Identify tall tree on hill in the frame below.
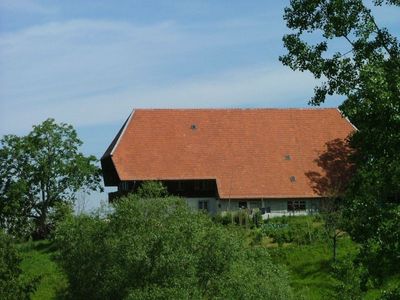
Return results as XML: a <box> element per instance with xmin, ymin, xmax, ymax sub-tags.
<box><xmin>0</xmin><ymin>119</ymin><xmax>102</xmax><ymax>239</ymax></box>
<box><xmin>280</xmin><ymin>0</ymin><xmax>400</xmax><ymax>279</ymax></box>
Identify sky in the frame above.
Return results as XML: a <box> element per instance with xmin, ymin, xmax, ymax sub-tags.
<box><xmin>0</xmin><ymin>0</ymin><xmax>399</xmax><ymax>209</ymax></box>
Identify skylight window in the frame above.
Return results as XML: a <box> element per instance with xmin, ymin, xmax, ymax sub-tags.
<box><xmin>284</xmin><ymin>155</ymin><xmax>291</xmax><ymax>160</ymax></box>
<box><xmin>290</xmin><ymin>176</ymin><xmax>296</xmax><ymax>182</ymax></box>
<box><xmin>191</xmin><ymin>124</ymin><xmax>197</xmax><ymax>130</ymax></box>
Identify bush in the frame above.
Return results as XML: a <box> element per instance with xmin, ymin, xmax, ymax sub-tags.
<box><xmin>380</xmin><ymin>286</ymin><xmax>400</xmax><ymax>300</ymax></box>
<box><xmin>331</xmin><ymin>256</ymin><xmax>365</xmax><ymax>300</ymax></box>
<box><xmin>214</xmin><ymin>210</ymin><xmax>257</xmax><ymax>228</ymax></box>
<box><xmin>55</xmin><ymin>195</ymin><xmax>294</xmax><ymax>299</ymax></box>
<box><xmin>0</xmin><ymin>230</ymin><xmax>38</xmax><ymax>299</ymax></box>
<box><xmin>261</xmin><ymin>216</ymin><xmax>326</xmax><ymax>246</ymax></box>
<box><xmin>136</xmin><ymin>181</ymin><xmax>168</xmax><ymax>198</ymax></box>
<box><xmin>48</xmin><ymin>201</ymin><xmax>73</xmax><ymax>238</ymax></box>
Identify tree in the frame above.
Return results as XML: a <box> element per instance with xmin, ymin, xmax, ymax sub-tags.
<box><xmin>136</xmin><ymin>181</ymin><xmax>168</xmax><ymax>198</ymax></box>
<box><xmin>0</xmin><ymin>118</ymin><xmax>102</xmax><ymax>239</ymax></box>
<box><xmin>306</xmin><ymin>138</ymin><xmax>355</xmax><ymax>261</ymax></box>
<box><xmin>281</xmin><ymin>0</ymin><xmax>400</xmax><ymax>278</ymax></box>
<box><xmin>55</xmin><ymin>195</ymin><xmax>294</xmax><ymax>300</ymax></box>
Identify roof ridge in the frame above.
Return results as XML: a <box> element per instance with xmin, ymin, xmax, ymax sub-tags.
<box><xmin>132</xmin><ymin>107</ymin><xmax>339</xmax><ymax>111</ymax></box>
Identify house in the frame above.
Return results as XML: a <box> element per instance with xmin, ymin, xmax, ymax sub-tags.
<box><xmin>101</xmin><ymin>108</ymin><xmax>355</xmax><ymax>217</ymax></box>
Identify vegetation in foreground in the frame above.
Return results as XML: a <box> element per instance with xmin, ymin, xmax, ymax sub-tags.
<box><xmin>281</xmin><ymin>0</ymin><xmax>400</xmax><ymax>284</ymax></box>
<box><xmin>5</xmin><ymin>210</ymin><xmax>397</xmax><ymax>300</ymax></box>
<box><xmin>53</xmin><ymin>195</ymin><xmax>293</xmax><ymax>300</ymax></box>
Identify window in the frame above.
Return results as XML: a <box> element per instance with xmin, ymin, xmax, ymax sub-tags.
<box><xmin>238</xmin><ymin>201</ymin><xmax>247</xmax><ymax>209</ymax></box>
<box><xmin>287</xmin><ymin>200</ymin><xmax>306</xmax><ymax>211</ymax></box>
<box><xmin>250</xmin><ymin>201</ymin><xmax>261</xmax><ymax>209</ymax></box>
<box><xmin>198</xmin><ymin>200</ymin><xmax>208</xmax><ymax>211</ymax></box>
<box><xmin>119</xmin><ymin>181</ymin><xmax>130</xmax><ymax>191</ymax></box>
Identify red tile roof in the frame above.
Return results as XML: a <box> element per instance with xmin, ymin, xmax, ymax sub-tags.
<box><xmin>102</xmin><ymin>108</ymin><xmax>355</xmax><ymax>199</ymax></box>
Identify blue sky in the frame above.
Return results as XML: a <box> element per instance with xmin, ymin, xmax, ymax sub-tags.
<box><xmin>0</xmin><ymin>0</ymin><xmax>398</xmax><ymax>208</ymax></box>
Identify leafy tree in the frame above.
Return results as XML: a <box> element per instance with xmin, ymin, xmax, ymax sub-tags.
<box><xmin>136</xmin><ymin>181</ymin><xmax>168</xmax><ymax>198</ymax></box>
<box><xmin>0</xmin><ymin>230</ymin><xmax>38</xmax><ymax>299</ymax></box>
<box><xmin>55</xmin><ymin>195</ymin><xmax>293</xmax><ymax>300</ymax></box>
<box><xmin>331</xmin><ymin>255</ymin><xmax>365</xmax><ymax>300</ymax></box>
<box><xmin>281</xmin><ymin>0</ymin><xmax>400</xmax><ymax>278</ymax></box>
<box><xmin>306</xmin><ymin>138</ymin><xmax>355</xmax><ymax>261</ymax></box>
<box><xmin>0</xmin><ymin>118</ymin><xmax>102</xmax><ymax>239</ymax></box>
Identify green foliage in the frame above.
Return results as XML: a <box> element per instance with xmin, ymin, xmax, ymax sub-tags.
<box><xmin>55</xmin><ymin>195</ymin><xmax>293</xmax><ymax>299</ymax></box>
<box><xmin>281</xmin><ymin>0</ymin><xmax>400</xmax><ymax>279</ymax></box>
<box><xmin>270</xmin><ymin>235</ymin><xmax>359</xmax><ymax>299</ymax></box>
<box><xmin>379</xmin><ymin>285</ymin><xmax>400</xmax><ymax>300</ymax></box>
<box><xmin>0</xmin><ymin>118</ymin><xmax>102</xmax><ymax>239</ymax></box>
<box><xmin>48</xmin><ymin>202</ymin><xmax>73</xmax><ymax>238</ymax></box>
<box><xmin>331</xmin><ymin>256</ymin><xmax>365</xmax><ymax>300</ymax></box>
<box><xmin>262</xmin><ymin>216</ymin><xmax>326</xmax><ymax>246</ymax></box>
<box><xmin>343</xmin><ymin>174</ymin><xmax>400</xmax><ymax>279</ymax></box>
<box><xmin>213</xmin><ymin>210</ymin><xmax>260</xmax><ymax>228</ymax></box>
<box><xmin>0</xmin><ymin>230</ymin><xmax>38</xmax><ymax>299</ymax></box>
<box><xmin>212</xmin><ymin>212</ymin><xmax>233</xmax><ymax>225</ymax></box>
<box><xmin>136</xmin><ymin>181</ymin><xmax>168</xmax><ymax>198</ymax></box>
<box><xmin>252</xmin><ymin>209</ymin><xmax>263</xmax><ymax>227</ymax></box>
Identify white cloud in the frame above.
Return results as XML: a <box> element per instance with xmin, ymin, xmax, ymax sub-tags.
<box><xmin>0</xmin><ymin>18</ymin><xmax>322</xmax><ymax>135</ymax></box>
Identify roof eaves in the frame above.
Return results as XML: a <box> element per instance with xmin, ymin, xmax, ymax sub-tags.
<box><xmin>219</xmin><ymin>195</ymin><xmax>322</xmax><ymax>199</ymax></box>
<box><xmin>110</xmin><ymin>109</ymin><xmax>135</xmax><ymax>156</ymax></box>
<box><xmin>336</xmin><ymin>108</ymin><xmax>358</xmax><ymax>131</ymax></box>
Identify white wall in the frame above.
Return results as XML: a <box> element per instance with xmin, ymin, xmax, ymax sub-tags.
<box><xmin>186</xmin><ymin>197</ymin><xmax>218</xmax><ymax>215</ymax></box>
<box><xmin>185</xmin><ymin>198</ymin><xmax>321</xmax><ymax>218</ymax></box>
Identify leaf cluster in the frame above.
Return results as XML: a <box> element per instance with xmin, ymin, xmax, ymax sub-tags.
<box><xmin>54</xmin><ymin>195</ymin><xmax>294</xmax><ymax>299</ymax></box>
<box><xmin>281</xmin><ymin>0</ymin><xmax>400</xmax><ymax>280</ymax></box>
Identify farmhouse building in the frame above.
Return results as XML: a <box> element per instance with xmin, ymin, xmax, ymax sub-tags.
<box><xmin>101</xmin><ymin>108</ymin><xmax>355</xmax><ymax>217</ymax></box>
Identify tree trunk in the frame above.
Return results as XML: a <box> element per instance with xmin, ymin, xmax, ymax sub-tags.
<box><xmin>33</xmin><ymin>209</ymin><xmax>49</xmax><ymax>240</ymax></box>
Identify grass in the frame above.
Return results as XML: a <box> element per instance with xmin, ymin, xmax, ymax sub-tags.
<box><xmin>17</xmin><ymin>240</ymin><xmax>68</xmax><ymax>300</ymax></box>
<box><xmin>258</xmin><ymin>215</ymin><xmax>399</xmax><ymax>300</ymax></box>
<box><xmin>269</xmin><ymin>236</ymin><xmax>357</xmax><ymax>299</ymax></box>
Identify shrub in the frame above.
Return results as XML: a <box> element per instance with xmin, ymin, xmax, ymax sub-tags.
<box><xmin>252</xmin><ymin>210</ymin><xmax>263</xmax><ymax>227</ymax></box>
<box><xmin>136</xmin><ymin>181</ymin><xmax>168</xmax><ymax>198</ymax></box>
<box><xmin>380</xmin><ymin>286</ymin><xmax>400</xmax><ymax>300</ymax></box>
<box><xmin>48</xmin><ymin>201</ymin><xmax>73</xmax><ymax>237</ymax></box>
<box><xmin>213</xmin><ymin>210</ymin><xmax>257</xmax><ymax>228</ymax></box>
<box><xmin>212</xmin><ymin>212</ymin><xmax>233</xmax><ymax>225</ymax></box>
<box><xmin>0</xmin><ymin>230</ymin><xmax>38</xmax><ymax>299</ymax></box>
<box><xmin>331</xmin><ymin>256</ymin><xmax>365</xmax><ymax>300</ymax></box>
<box><xmin>261</xmin><ymin>216</ymin><xmax>326</xmax><ymax>245</ymax></box>
<box><xmin>55</xmin><ymin>195</ymin><xmax>294</xmax><ymax>299</ymax></box>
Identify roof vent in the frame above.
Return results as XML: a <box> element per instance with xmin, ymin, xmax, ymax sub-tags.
<box><xmin>290</xmin><ymin>176</ymin><xmax>296</xmax><ymax>182</ymax></box>
<box><xmin>284</xmin><ymin>155</ymin><xmax>291</xmax><ymax>160</ymax></box>
<box><xmin>191</xmin><ymin>124</ymin><xmax>197</xmax><ymax>130</ymax></box>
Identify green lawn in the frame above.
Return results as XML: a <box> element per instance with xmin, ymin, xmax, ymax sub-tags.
<box><xmin>269</xmin><ymin>236</ymin><xmax>357</xmax><ymax>299</ymax></box>
<box><xmin>262</xmin><ymin>216</ymin><xmax>399</xmax><ymax>300</ymax></box>
<box><xmin>18</xmin><ymin>240</ymin><xmax>68</xmax><ymax>300</ymax></box>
